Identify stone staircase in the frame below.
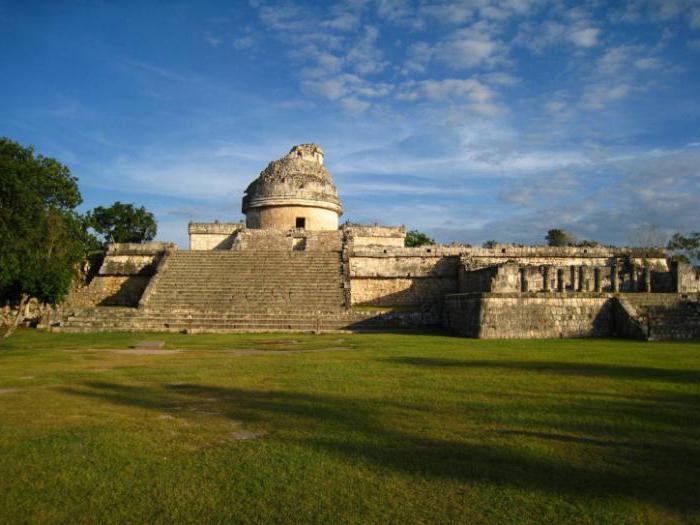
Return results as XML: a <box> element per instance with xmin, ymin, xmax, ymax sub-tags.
<box><xmin>51</xmin><ymin>250</ymin><xmax>427</xmax><ymax>333</ymax></box>
<box><xmin>616</xmin><ymin>294</ymin><xmax>700</xmax><ymax>340</ymax></box>
<box><xmin>47</xmin><ymin>307</ymin><xmax>418</xmax><ymax>333</ymax></box>
<box><xmin>142</xmin><ymin>250</ymin><xmax>347</xmax><ymax>313</ymax></box>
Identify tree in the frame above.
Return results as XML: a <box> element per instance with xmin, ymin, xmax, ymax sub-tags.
<box><xmin>0</xmin><ymin>138</ymin><xmax>87</xmax><ymax>336</ymax></box>
<box><xmin>482</xmin><ymin>240</ymin><xmax>497</xmax><ymax>249</ymax></box>
<box><xmin>667</xmin><ymin>231</ymin><xmax>700</xmax><ymax>268</ymax></box>
<box><xmin>85</xmin><ymin>201</ymin><xmax>157</xmax><ymax>245</ymax></box>
<box><xmin>577</xmin><ymin>239</ymin><xmax>599</xmax><ymax>247</ymax></box>
<box><xmin>405</xmin><ymin>230</ymin><xmax>435</xmax><ymax>247</ymax></box>
<box><xmin>545</xmin><ymin>228</ymin><xmax>576</xmax><ymax>247</ymax></box>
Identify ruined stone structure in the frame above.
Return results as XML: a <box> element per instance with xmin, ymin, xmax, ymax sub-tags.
<box><xmin>241</xmin><ymin>144</ymin><xmax>342</xmax><ymax>231</ymax></box>
<box><xmin>49</xmin><ymin>144</ymin><xmax>700</xmax><ymax>340</ymax></box>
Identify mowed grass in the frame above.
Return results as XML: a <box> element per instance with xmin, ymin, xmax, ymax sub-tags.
<box><xmin>0</xmin><ymin>330</ymin><xmax>699</xmax><ymax>525</ymax></box>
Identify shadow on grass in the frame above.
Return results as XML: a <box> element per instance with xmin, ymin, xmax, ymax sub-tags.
<box><xmin>387</xmin><ymin>357</ymin><xmax>700</xmax><ymax>384</ymax></box>
<box><xmin>58</xmin><ymin>380</ymin><xmax>700</xmax><ymax>513</ymax></box>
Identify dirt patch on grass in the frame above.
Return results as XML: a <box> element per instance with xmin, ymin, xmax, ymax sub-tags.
<box><xmin>230</xmin><ymin>430</ymin><xmax>265</xmax><ymax>440</ymax></box>
<box><xmin>260</xmin><ymin>339</ymin><xmax>300</xmax><ymax>345</ymax></box>
<box><xmin>107</xmin><ymin>349</ymin><xmax>183</xmax><ymax>355</ymax></box>
<box><xmin>0</xmin><ymin>388</ymin><xmax>19</xmax><ymax>394</ymax></box>
<box><xmin>225</xmin><ymin>347</ymin><xmax>351</xmax><ymax>356</ymax></box>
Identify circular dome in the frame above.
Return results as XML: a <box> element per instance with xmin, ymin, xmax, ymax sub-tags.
<box><xmin>242</xmin><ymin>144</ymin><xmax>343</xmax><ymax>230</ymax></box>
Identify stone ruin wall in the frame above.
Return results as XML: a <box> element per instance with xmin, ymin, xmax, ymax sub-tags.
<box><xmin>342</xmin><ymin>224</ymin><xmax>406</xmax><ymax>248</ymax></box>
<box><xmin>346</xmin><ymin>244</ymin><xmax>670</xmax><ymax>308</ymax></box>
<box><xmin>348</xmin><ymin>246</ymin><xmax>461</xmax><ymax>307</ymax></box>
<box><xmin>245</xmin><ymin>205</ymin><xmax>339</xmax><ymax>231</ymax></box>
<box><xmin>444</xmin><ymin>293</ymin><xmax>614</xmax><ymax>339</ymax></box>
<box><xmin>61</xmin><ymin>243</ymin><xmax>174</xmax><ymax>308</ymax></box>
<box><xmin>675</xmin><ymin>261</ymin><xmax>700</xmax><ymax>293</ymax></box>
<box><xmin>189</xmin><ymin>222</ymin><xmax>243</xmax><ymax>250</ymax></box>
<box><xmin>232</xmin><ymin>229</ymin><xmax>343</xmax><ymax>251</ymax></box>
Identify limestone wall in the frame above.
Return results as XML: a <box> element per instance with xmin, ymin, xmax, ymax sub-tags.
<box><xmin>232</xmin><ymin>229</ymin><xmax>342</xmax><ymax>251</ymax></box>
<box><xmin>188</xmin><ymin>222</ymin><xmax>243</xmax><ymax>250</ymax></box>
<box><xmin>61</xmin><ymin>243</ymin><xmax>171</xmax><ymax>308</ymax></box>
<box><xmin>348</xmin><ymin>251</ymin><xmax>459</xmax><ymax>306</ymax></box>
<box><xmin>245</xmin><ymin>205</ymin><xmax>339</xmax><ymax>231</ymax></box>
<box><xmin>444</xmin><ymin>292</ymin><xmax>613</xmax><ymax>339</ymax></box>
<box><xmin>674</xmin><ymin>261</ymin><xmax>700</xmax><ymax>293</ymax></box>
<box><xmin>342</xmin><ymin>224</ymin><xmax>406</xmax><ymax>248</ymax></box>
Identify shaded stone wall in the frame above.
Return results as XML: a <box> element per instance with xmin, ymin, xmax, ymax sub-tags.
<box><xmin>61</xmin><ymin>243</ymin><xmax>172</xmax><ymax>308</ymax></box>
<box><xmin>348</xmin><ymin>249</ymin><xmax>459</xmax><ymax>306</ymax></box>
<box><xmin>444</xmin><ymin>293</ymin><xmax>613</xmax><ymax>339</ymax></box>
<box><xmin>674</xmin><ymin>261</ymin><xmax>700</xmax><ymax>293</ymax></box>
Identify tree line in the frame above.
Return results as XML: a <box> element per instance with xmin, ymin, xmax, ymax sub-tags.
<box><xmin>1</xmin><ymin>138</ymin><xmax>157</xmax><ymax>335</ymax></box>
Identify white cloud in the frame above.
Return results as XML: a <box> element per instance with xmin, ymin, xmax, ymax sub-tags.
<box><xmin>634</xmin><ymin>57</ymin><xmax>662</xmax><ymax>70</ymax></box>
<box><xmin>481</xmin><ymin>72</ymin><xmax>519</xmax><ymax>86</ymax></box>
<box><xmin>232</xmin><ymin>36</ymin><xmax>254</xmax><ymax>50</ymax></box>
<box><xmin>582</xmin><ymin>83</ymin><xmax>630</xmax><ymax>109</ymax></box>
<box><xmin>568</xmin><ymin>27</ymin><xmax>600</xmax><ymax>47</ymax></box>
<box><xmin>346</xmin><ymin>26</ymin><xmax>387</xmax><ymax>75</ymax></box>
<box><xmin>437</xmin><ymin>25</ymin><xmax>503</xmax><ymax>69</ymax></box>
<box><xmin>341</xmin><ymin>97</ymin><xmax>371</xmax><ymax>114</ymax></box>
<box><xmin>397</xmin><ymin>78</ymin><xmax>495</xmax><ymax>102</ymax></box>
<box><xmin>204</xmin><ymin>32</ymin><xmax>222</xmax><ymax>47</ymax></box>
<box><xmin>404</xmin><ymin>41</ymin><xmax>433</xmax><ymax>73</ymax></box>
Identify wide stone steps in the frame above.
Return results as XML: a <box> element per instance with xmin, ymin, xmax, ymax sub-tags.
<box><xmin>142</xmin><ymin>250</ymin><xmax>346</xmax><ymax>314</ymax></box>
<box><xmin>50</xmin><ymin>308</ymin><xmax>402</xmax><ymax>333</ymax></box>
<box><xmin>619</xmin><ymin>294</ymin><xmax>700</xmax><ymax>340</ymax></box>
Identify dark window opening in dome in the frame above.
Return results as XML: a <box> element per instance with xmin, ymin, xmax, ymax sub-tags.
<box><xmin>296</xmin><ymin>217</ymin><xmax>306</xmax><ymax>229</ymax></box>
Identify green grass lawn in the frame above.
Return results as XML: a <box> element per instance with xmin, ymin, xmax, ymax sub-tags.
<box><xmin>0</xmin><ymin>330</ymin><xmax>699</xmax><ymax>524</ymax></box>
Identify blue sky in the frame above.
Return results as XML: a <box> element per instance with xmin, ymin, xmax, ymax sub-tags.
<box><xmin>1</xmin><ymin>0</ymin><xmax>699</xmax><ymax>247</ymax></box>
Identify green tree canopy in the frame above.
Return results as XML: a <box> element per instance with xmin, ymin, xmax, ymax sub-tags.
<box><xmin>85</xmin><ymin>201</ymin><xmax>157</xmax><ymax>245</ymax></box>
<box><xmin>545</xmin><ymin>229</ymin><xmax>576</xmax><ymax>247</ymax></box>
<box><xmin>0</xmin><ymin>137</ymin><xmax>87</xmax><ymax>311</ymax></box>
<box><xmin>405</xmin><ymin>230</ymin><xmax>435</xmax><ymax>247</ymax></box>
<box><xmin>482</xmin><ymin>240</ymin><xmax>497</xmax><ymax>249</ymax></box>
<box><xmin>667</xmin><ymin>231</ymin><xmax>700</xmax><ymax>267</ymax></box>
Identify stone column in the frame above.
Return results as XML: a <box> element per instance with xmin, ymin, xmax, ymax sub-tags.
<box><xmin>570</xmin><ymin>266</ymin><xmax>578</xmax><ymax>291</ymax></box>
<box><xmin>578</xmin><ymin>266</ymin><xmax>587</xmax><ymax>292</ymax></box>
<box><xmin>557</xmin><ymin>269</ymin><xmax>565</xmax><ymax>292</ymax></box>
<box><xmin>543</xmin><ymin>266</ymin><xmax>551</xmax><ymax>292</ymax></box>
<box><xmin>629</xmin><ymin>266</ymin><xmax>637</xmax><ymax>292</ymax></box>
<box><xmin>643</xmin><ymin>267</ymin><xmax>651</xmax><ymax>292</ymax></box>
<box><xmin>594</xmin><ymin>268</ymin><xmax>602</xmax><ymax>292</ymax></box>
<box><xmin>611</xmin><ymin>265</ymin><xmax>619</xmax><ymax>292</ymax></box>
<box><xmin>520</xmin><ymin>268</ymin><xmax>528</xmax><ymax>292</ymax></box>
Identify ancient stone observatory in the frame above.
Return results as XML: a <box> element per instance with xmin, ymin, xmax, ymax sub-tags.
<box><xmin>241</xmin><ymin>144</ymin><xmax>342</xmax><ymax>231</ymax></box>
<box><xmin>50</xmin><ymin>142</ymin><xmax>700</xmax><ymax>340</ymax></box>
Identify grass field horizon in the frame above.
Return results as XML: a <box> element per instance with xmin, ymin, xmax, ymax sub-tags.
<box><xmin>1</xmin><ymin>330</ymin><xmax>698</xmax><ymax>524</ymax></box>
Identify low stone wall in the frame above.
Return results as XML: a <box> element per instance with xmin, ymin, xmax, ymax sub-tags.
<box><xmin>61</xmin><ymin>243</ymin><xmax>171</xmax><ymax>308</ymax></box>
<box><xmin>675</xmin><ymin>261</ymin><xmax>700</xmax><ymax>293</ymax></box>
<box><xmin>348</xmin><ymin>251</ymin><xmax>459</xmax><ymax>306</ymax></box>
<box><xmin>342</xmin><ymin>223</ymin><xmax>406</xmax><ymax>248</ymax></box>
<box><xmin>232</xmin><ymin>229</ymin><xmax>342</xmax><ymax>251</ymax></box>
<box><xmin>351</xmin><ymin>277</ymin><xmax>458</xmax><ymax>306</ymax></box>
<box><xmin>188</xmin><ymin>222</ymin><xmax>243</xmax><ymax>250</ymax></box>
<box><xmin>1</xmin><ymin>298</ymin><xmax>51</xmax><ymax>329</ymax></box>
<box><xmin>444</xmin><ymin>292</ymin><xmax>613</xmax><ymax>339</ymax></box>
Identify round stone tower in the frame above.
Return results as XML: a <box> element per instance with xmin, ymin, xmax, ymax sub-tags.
<box><xmin>242</xmin><ymin>144</ymin><xmax>343</xmax><ymax>230</ymax></box>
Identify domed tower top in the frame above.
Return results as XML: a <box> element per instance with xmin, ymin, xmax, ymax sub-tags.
<box><xmin>242</xmin><ymin>144</ymin><xmax>343</xmax><ymax>230</ymax></box>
